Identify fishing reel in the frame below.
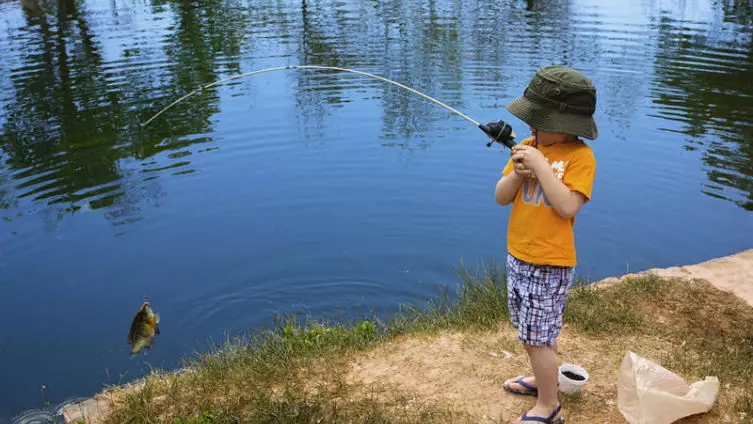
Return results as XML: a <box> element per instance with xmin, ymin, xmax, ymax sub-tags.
<box><xmin>479</xmin><ymin>120</ymin><xmax>516</xmax><ymax>149</ymax></box>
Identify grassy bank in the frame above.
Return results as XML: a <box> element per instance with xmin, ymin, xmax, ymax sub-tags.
<box><xmin>99</xmin><ymin>266</ymin><xmax>753</xmax><ymax>423</ymax></box>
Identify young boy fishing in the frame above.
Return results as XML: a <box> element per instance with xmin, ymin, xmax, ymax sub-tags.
<box><xmin>494</xmin><ymin>65</ymin><xmax>597</xmax><ymax>424</ymax></box>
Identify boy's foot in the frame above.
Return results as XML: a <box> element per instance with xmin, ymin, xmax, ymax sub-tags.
<box><xmin>503</xmin><ymin>376</ymin><xmax>538</xmax><ymax>396</ymax></box>
<box><xmin>515</xmin><ymin>403</ymin><xmax>564</xmax><ymax>423</ymax></box>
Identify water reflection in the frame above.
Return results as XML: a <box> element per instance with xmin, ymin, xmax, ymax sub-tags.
<box><xmin>2</xmin><ymin>0</ymin><xmax>753</xmax><ymax>217</ymax></box>
<box><xmin>0</xmin><ymin>0</ymin><xmax>249</xmax><ymax>226</ymax></box>
<box><xmin>2</xmin><ymin>0</ymin><xmax>129</xmax><ymax>224</ymax></box>
<box><xmin>292</xmin><ymin>0</ymin><xmax>357</xmax><ymax>141</ymax></box>
<box><xmin>719</xmin><ymin>0</ymin><xmax>753</xmax><ymax>25</ymax></box>
<box><xmin>374</xmin><ymin>0</ymin><xmax>465</xmax><ymax>146</ymax></box>
<box><xmin>651</xmin><ymin>4</ymin><xmax>753</xmax><ymax>210</ymax></box>
<box><xmin>290</xmin><ymin>0</ymin><xmax>467</xmax><ymax>147</ymax></box>
<box><xmin>3</xmin><ymin>0</ymin><xmax>120</xmax><ymax>212</ymax></box>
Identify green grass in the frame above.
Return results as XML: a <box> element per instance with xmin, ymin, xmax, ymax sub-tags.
<box><xmin>387</xmin><ymin>262</ymin><xmax>509</xmax><ymax>334</ymax></box>
<box><xmin>564</xmin><ymin>275</ymin><xmax>671</xmax><ymax>335</ymax></box>
<box><xmin>102</xmin><ymin>265</ymin><xmax>753</xmax><ymax>423</ymax></box>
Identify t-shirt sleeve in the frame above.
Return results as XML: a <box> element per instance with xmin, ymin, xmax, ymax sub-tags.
<box><xmin>563</xmin><ymin>148</ymin><xmax>596</xmax><ymax>201</ymax></box>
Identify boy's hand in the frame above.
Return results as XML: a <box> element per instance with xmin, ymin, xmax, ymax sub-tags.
<box><xmin>511</xmin><ymin>145</ymin><xmax>548</xmax><ymax>174</ymax></box>
<box><xmin>512</xmin><ymin>160</ymin><xmax>537</xmax><ymax>180</ymax></box>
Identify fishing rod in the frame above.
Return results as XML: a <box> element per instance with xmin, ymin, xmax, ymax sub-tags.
<box><xmin>141</xmin><ymin>65</ymin><xmax>517</xmax><ymax>149</ymax></box>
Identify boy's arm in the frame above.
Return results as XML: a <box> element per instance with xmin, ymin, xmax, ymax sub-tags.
<box><xmin>513</xmin><ymin>145</ymin><xmax>595</xmax><ymax>219</ymax></box>
<box><xmin>533</xmin><ymin>167</ymin><xmax>585</xmax><ymax>218</ymax></box>
<box><xmin>495</xmin><ymin>171</ymin><xmax>524</xmax><ymax>206</ymax></box>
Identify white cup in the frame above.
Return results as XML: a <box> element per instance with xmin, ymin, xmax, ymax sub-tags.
<box><xmin>558</xmin><ymin>363</ymin><xmax>589</xmax><ymax>394</ymax></box>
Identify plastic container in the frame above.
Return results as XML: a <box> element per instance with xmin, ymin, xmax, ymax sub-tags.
<box><xmin>558</xmin><ymin>363</ymin><xmax>589</xmax><ymax>394</ymax></box>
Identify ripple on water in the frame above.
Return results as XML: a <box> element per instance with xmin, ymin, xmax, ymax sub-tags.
<box><xmin>8</xmin><ymin>396</ymin><xmax>94</xmax><ymax>424</ymax></box>
<box><xmin>9</xmin><ymin>410</ymin><xmax>57</xmax><ymax>424</ymax></box>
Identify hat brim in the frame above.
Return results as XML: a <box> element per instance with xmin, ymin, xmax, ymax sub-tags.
<box><xmin>505</xmin><ymin>95</ymin><xmax>598</xmax><ymax>140</ymax></box>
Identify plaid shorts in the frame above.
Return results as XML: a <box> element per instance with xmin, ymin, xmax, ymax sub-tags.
<box><xmin>506</xmin><ymin>253</ymin><xmax>575</xmax><ymax>346</ymax></box>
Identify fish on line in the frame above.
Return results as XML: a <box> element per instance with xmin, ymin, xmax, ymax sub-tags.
<box><xmin>127</xmin><ymin>297</ymin><xmax>160</xmax><ymax>356</ymax></box>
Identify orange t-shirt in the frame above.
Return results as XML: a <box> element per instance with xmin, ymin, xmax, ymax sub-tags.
<box><xmin>502</xmin><ymin>137</ymin><xmax>596</xmax><ymax>267</ymax></box>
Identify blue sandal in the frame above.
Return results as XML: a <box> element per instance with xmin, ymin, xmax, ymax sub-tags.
<box><xmin>503</xmin><ymin>376</ymin><xmax>538</xmax><ymax>396</ymax></box>
<box><xmin>520</xmin><ymin>404</ymin><xmax>565</xmax><ymax>423</ymax></box>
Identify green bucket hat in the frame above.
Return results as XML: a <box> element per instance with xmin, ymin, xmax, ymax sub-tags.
<box><xmin>505</xmin><ymin>66</ymin><xmax>598</xmax><ymax>140</ymax></box>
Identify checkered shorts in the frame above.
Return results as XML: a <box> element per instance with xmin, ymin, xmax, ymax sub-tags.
<box><xmin>506</xmin><ymin>253</ymin><xmax>575</xmax><ymax>346</ymax></box>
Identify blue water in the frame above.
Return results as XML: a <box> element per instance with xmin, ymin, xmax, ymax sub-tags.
<box><xmin>1</xmin><ymin>0</ymin><xmax>753</xmax><ymax>420</ymax></box>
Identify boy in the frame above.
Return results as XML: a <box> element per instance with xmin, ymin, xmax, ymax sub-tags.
<box><xmin>494</xmin><ymin>65</ymin><xmax>597</xmax><ymax>424</ymax></box>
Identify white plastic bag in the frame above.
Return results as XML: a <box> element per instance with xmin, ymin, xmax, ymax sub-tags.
<box><xmin>617</xmin><ymin>351</ymin><xmax>719</xmax><ymax>424</ymax></box>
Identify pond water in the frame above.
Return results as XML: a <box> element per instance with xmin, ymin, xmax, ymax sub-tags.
<box><xmin>1</xmin><ymin>0</ymin><xmax>752</xmax><ymax>420</ymax></box>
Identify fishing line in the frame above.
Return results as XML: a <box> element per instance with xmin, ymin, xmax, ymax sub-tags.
<box><xmin>140</xmin><ymin>65</ymin><xmax>517</xmax><ymax>149</ymax></box>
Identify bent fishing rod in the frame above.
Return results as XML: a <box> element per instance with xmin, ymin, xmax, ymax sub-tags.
<box><xmin>141</xmin><ymin>65</ymin><xmax>517</xmax><ymax>149</ymax></box>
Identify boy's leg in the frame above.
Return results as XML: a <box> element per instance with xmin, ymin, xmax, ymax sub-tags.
<box><xmin>504</xmin><ymin>342</ymin><xmax>559</xmax><ymax>394</ymax></box>
<box><xmin>521</xmin><ymin>344</ymin><xmax>561</xmax><ymax>420</ymax></box>
<box><xmin>504</xmin><ymin>254</ymin><xmax>541</xmax><ymax>393</ymax></box>
<box><xmin>504</xmin><ymin>254</ymin><xmax>542</xmax><ymax>395</ymax></box>
<box><xmin>504</xmin><ymin>254</ymin><xmax>539</xmax><ymax>394</ymax></box>
<box><xmin>511</xmin><ymin>261</ymin><xmax>574</xmax><ymax>423</ymax></box>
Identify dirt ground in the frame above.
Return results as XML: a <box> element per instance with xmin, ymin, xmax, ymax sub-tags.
<box><xmin>344</xmin><ymin>327</ymin><xmax>717</xmax><ymax>423</ymax></box>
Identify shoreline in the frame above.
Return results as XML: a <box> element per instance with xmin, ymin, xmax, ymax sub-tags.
<box><xmin>60</xmin><ymin>249</ymin><xmax>753</xmax><ymax>423</ymax></box>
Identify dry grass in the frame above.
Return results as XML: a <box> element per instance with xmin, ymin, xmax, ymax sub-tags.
<box><xmin>98</xmin><ymin>268</ymin><xmax>753</xmax><ymax>424</ymax></box>
<box><xmin>566</xmin><ymin>275</ymin><xmax>753</xmax><ymax>423</ymax></box>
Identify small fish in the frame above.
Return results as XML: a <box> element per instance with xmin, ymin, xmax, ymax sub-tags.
<box><xmin>127</xmin><ymin>298</ymin><xmax>160</xmax><ymax>355</ymax></box>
